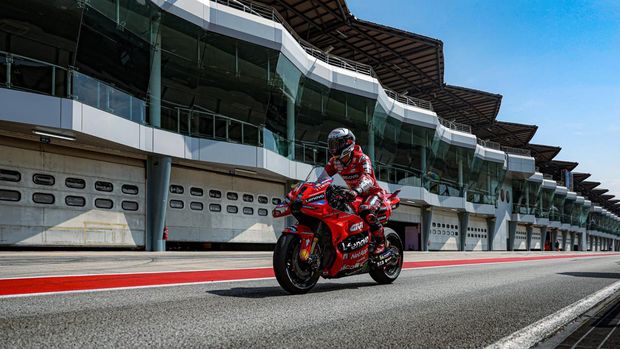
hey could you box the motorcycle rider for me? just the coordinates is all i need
[321,128,387,255]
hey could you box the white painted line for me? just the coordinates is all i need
[485,280,620,349]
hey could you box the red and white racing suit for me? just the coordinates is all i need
[324,145,386,246]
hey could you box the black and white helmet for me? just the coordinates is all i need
[327,128,356,160]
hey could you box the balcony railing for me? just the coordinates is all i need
[384,89,433,111]
[502,146,531,157]
[477,139,501,150]
[1,50,147,124]
[438,117,472,133]
[212,0,436,112]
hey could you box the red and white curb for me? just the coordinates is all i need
[0,253,618,298]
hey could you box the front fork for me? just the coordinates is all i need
[282,225,318,263]
[298,233,318,262]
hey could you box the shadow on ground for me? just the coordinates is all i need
[559,272,620,279]
[207,281,377,298]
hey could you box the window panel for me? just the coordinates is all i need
[0,169,21,182]
[66,177,86,189]
[33,193,55,205]
[95,198,113,209]
[122,200,139,211]
[122,184,139,195]
[33,174,55,186]
[169,200,184,209]
[0,189,21,202]
[65,195,86,207]
[95,181,113,192]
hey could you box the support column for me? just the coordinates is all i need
[507,220,517,251]
[561,230,567,251]
[526,225,533,251]
[367,118,375,163]
[458,211,469,251]
[487,217,496,251]
[420,146,427,188]
[457,150,464,196]
[421,205,432,251]
[570,232,576,251]
[146,155,171,251]
[540,226,548,251]
[286,96,295,160]
[149,14,162,128]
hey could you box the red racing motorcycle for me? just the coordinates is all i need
[272,168,403,294]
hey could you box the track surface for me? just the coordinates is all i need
[1,255,620,348]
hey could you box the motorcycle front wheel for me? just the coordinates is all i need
[369,228,404,284]
[273,234,321,294]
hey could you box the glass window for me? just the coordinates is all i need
[258,208,268,216]
[227,192,238,200]
[0,189,21,202]
[122,184,139,195]
[122,201,139,211]
[33,193,55,205]
[33,173,55,186]
[66,177,86,189]
[227,205,238,214]
[65,195,86,207]
[209,203,222,212]
[0,169,21,182]
[95,181,113,192]
[190,187,204,196]
[209,190,222,199]
[243,207,254,215]
[242,194,254,202]
[170,185,184,194]
[258,196,269,204]
[170,200,184,209]
[95,198,113,209]
[272,198,282,205]
[190,202,204,211]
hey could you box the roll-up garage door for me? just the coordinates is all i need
[166,166,286,243]
[0,145,146,247]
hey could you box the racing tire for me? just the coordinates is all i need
[273,234,320,294]
[369,228,403,284]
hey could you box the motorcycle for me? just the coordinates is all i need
[272,167,403,294]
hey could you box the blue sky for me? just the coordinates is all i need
[348,0,620,198]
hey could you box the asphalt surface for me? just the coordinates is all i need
[1,255,620,348]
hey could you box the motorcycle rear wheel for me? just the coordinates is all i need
[273,234,321,294]
[369,229,403,284]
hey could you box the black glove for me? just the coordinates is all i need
[343,188,359,202]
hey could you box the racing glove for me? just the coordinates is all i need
[343,188,360,202]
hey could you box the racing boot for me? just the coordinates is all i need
[372,226,386,255]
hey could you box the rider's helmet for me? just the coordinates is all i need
[327,128,356,160]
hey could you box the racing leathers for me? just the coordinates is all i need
[323,145,387,254]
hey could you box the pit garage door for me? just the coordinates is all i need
[530,229,541,250]
[165,166,286,243]
[0,145,146,247]
[466,216,489,251]
[514,224,528,250]
[429,211,459,251]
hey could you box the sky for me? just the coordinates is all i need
[348,0,620,198]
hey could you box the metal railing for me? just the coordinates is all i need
[438,117,472,133]
[384,89,433,111]
[212,0,436,112]
[1,50,147,124]
[375,163,422,187]
[502,146,531,156]
[477,139,501,150]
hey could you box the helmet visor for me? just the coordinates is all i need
[328,138,344,157]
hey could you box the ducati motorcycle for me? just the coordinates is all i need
[272,167,403,294]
